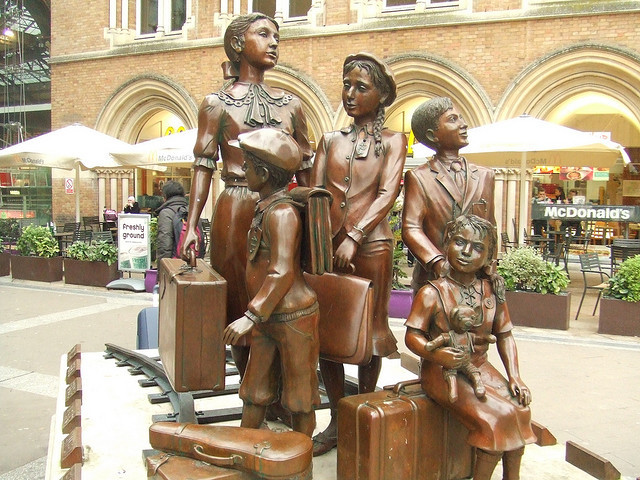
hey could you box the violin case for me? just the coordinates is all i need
[149,422,313,480]
[158,256,227,392]
[337,379,474,480]
[146,452,253,479]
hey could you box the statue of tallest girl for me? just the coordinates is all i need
[180,14,313,375]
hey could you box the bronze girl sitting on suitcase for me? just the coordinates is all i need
[405,214,536,480]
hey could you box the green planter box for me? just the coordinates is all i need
[11,255,63,282]
[64,258,120,287]
[598,297,640,337]
[505,290,571,330]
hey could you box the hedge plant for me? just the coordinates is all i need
[605,254,640,303]
[66,240,118,265]
[17,225,59,258]
[497,246,569,295]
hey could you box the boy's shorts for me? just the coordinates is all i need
[239,305,320,414]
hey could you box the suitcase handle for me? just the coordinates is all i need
[193,444,244,467]
[187,249,197,268]
[383,378,422,396]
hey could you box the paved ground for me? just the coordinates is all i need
[1,255,639,479]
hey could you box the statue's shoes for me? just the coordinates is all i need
[312,431,337,457]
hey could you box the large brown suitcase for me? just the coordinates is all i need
[146,452,253,479]
[337,379,474,480]
[149,423,313,480]
[158,257,227,392]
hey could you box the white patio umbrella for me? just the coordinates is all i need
[460,115,629,243]
[411,115,630,243]
[111,128,196,167]
[0,124,131,221]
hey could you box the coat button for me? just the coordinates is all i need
[344,176,350,182]
[340,201,346,208]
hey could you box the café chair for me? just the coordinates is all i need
[60,222,81,252]
[92,231,115,244]
[500,232,516,253]
[82,215,101,232]
[201,218,211,252]
[609,238,640,275]
[71,229,93,246]
[575,253,610,320]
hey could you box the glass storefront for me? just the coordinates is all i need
[0,167,52,223]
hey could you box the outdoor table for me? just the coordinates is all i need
[525,235,553,256]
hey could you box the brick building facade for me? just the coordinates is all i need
[49,0,640,238]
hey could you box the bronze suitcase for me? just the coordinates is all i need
[337,379,474,480]
[146,452,253,479]
[303,272,373,366]
[149,423,313,480]
[158,257,227,392]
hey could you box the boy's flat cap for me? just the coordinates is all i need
[229,128,302,172]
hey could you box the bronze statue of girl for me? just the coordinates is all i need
[311,52,407,455]
[180,14,313,375]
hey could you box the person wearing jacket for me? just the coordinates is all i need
[156,180,188,260]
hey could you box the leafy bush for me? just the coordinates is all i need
[605,254,640,302]
[66,241,91,261]
[0,218,19,240]
[150,217,158,261]
[66,240,118,265]
[388,201,408,290]
[17,225,59,258]
[497,246,569,295]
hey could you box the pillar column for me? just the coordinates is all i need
[110,177,118,211]
[493,168,506,250]
[98,175,107,219]
[506,169,518,244]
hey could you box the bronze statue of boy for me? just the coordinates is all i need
[223,128,319,437]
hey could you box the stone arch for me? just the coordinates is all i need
[498,43,640,124]
[266,65,334,148]
[95,74,199,143]
[333,53,494,130]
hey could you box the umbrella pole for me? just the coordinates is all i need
[75,164,81,223]
[518,152,529,245]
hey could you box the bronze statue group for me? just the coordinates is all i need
[174,12,535,480]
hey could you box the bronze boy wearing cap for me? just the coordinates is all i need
[311,52,406,455]
[223,128,320,437]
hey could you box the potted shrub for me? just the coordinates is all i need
[0,219,20,253]
[497,246,571,330]
[0,238,9,276]
[145,216,159,292]
[599,254,640,336]
[12,225,63,282]
[64,240,120,287]
[388,207,412,318]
